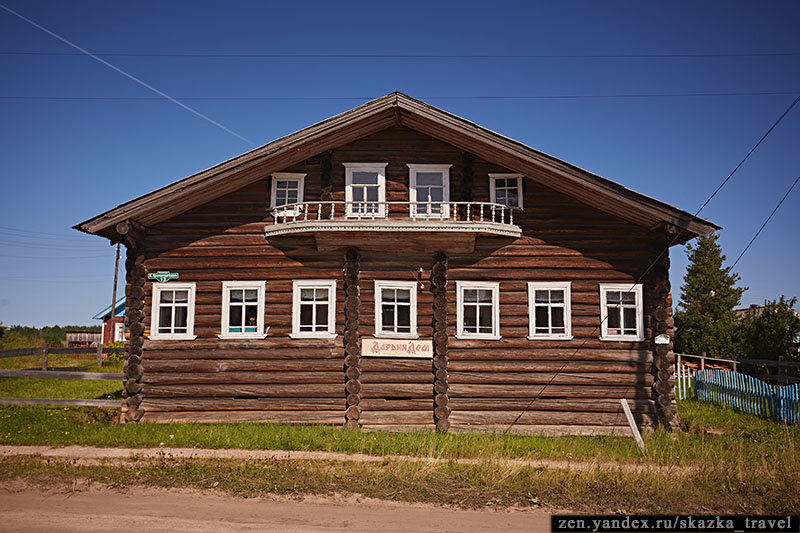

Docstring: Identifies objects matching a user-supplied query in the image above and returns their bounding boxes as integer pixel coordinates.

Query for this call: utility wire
[1,91,798,102]
[3,51,800,59]
[503,94,800,433]
[730,174,800,270]
[0,2,255,146]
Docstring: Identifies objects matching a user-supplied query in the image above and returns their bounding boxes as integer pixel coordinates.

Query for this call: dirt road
[0,485,551,532]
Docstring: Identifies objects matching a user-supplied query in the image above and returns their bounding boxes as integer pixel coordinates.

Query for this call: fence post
[96,342,103,368]
[41,342,48,371]
[701,352,706,371]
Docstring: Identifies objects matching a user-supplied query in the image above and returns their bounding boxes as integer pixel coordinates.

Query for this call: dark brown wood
[343,247,361,428]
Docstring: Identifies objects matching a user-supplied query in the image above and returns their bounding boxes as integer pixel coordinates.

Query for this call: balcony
[264,201,521,252]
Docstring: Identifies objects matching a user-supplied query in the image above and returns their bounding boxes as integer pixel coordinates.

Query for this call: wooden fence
[694,369,800,425]
[674,361,695,401]
[0,344,124,370]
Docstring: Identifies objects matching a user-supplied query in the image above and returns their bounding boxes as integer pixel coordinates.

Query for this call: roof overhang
[74,92,719,242]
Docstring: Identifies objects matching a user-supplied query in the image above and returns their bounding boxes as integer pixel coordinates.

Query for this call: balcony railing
[264,201,521,238]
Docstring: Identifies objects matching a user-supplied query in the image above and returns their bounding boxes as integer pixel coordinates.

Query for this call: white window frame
[113,322,125,342]
[599,283,644,342]
[373,280,418,339]
[344,163,387,218]
[489,173,524,209]
[291,279,338,339]
[270,172,306,217]
[408,164,451,219]
[149,282,197,341]
[527,281,572,340]
[219,281,267,340]
[456,281,501,340]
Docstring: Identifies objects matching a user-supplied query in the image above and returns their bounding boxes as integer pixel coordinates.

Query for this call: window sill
[372,333,420,340]
[527,335,573,341]
[218,333,268,340]
[599,335,644,342]
[455,334,501,341]
[148,335,197,341]
[290,332,338,339]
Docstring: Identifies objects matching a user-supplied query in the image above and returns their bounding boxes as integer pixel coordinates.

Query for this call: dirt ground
[0,484,551,532]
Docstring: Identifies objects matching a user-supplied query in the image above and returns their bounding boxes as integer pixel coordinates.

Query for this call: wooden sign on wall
[362,338,433,358]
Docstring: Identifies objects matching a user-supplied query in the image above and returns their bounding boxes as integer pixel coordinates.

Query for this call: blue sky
[0,0,798,327]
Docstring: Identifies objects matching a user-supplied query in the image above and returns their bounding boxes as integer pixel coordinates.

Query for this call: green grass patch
[0,378,122,400]
[1,452,797,513]
[0,400,798,469]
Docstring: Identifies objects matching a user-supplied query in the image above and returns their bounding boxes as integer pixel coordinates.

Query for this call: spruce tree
[674,232,746,357]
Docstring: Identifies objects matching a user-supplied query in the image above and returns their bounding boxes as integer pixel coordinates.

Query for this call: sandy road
[0,485,551,533]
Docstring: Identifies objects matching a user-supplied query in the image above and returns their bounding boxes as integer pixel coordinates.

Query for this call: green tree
[737,296,800,362]
[674,233,746,357]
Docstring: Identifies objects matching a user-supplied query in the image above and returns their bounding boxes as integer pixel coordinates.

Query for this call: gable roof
[74,92,719,240]
[93,297,125,320]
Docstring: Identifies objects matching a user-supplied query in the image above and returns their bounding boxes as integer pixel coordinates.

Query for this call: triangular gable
[74,92,719,240]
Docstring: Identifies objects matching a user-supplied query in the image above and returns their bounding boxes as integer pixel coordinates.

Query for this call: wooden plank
[0,370,123,380]
[0,347,41,359]
[144,410,345,424]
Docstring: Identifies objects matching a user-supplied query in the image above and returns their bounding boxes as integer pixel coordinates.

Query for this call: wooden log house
[75,93,719,433]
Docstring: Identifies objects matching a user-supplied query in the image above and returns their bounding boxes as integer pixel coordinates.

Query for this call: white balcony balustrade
[264,201,521,239]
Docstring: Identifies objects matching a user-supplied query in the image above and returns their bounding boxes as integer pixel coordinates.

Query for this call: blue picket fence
[693,369,800,425]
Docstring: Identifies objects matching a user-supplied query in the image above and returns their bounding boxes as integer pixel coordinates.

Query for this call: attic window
[489,174,523,209]
[271,173,305,216]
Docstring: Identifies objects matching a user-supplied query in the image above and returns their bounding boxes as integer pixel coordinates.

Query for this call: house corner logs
[343,247,361,428]
[645,239,678,430]
[431,251,450,431]
[117,221,147,423]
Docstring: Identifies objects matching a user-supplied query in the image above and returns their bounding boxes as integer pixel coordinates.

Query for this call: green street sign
[148,271,179,282]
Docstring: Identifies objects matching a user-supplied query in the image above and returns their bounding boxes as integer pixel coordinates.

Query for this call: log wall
[135,126,664,430]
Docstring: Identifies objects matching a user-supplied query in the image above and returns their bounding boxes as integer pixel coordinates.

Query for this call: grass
[0,351,124,400]
[0,400,798,512]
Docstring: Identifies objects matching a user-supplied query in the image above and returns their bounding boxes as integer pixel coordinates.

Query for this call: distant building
[734,303,800,321]
[65,330,101,347]
[93,297,125,345]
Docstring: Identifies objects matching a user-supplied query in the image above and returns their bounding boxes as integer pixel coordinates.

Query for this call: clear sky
[1,0,798,327]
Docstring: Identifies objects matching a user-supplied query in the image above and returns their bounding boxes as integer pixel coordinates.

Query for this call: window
[528,282,572,339]
[291,280,337,338]
[344,163,387,218]
[408,164,451,219]
[220,281,266,339]
[489,174,523,209]
[150,283,196,340]
[599,283,644,341]
[270,173,305,216]
[456,281,500,340]
[114,322,125,343]
[374,280,418,338]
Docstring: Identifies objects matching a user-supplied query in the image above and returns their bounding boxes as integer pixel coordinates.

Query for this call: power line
[730,173,800,270]
[504,94,800,433]
[3,51,800,59]
[0,91,798,102]
[0,2,255,146]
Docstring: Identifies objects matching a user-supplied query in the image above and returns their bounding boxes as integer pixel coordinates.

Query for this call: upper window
[599,283,644,341]
[150,283,196,340]
[271,173,305,216]
[528,282,572,339]
[220,281,266,339]
[408,164,451,219]
[344,163,387,218]
[456,281,500,340]
[291,280,337,338]
[374,280,418,339]
[489,174,523,209]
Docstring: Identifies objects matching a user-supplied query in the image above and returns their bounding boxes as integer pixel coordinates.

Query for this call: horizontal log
[449,410,655,426]
[144,410,345,424]
[448,383,652,399]
[358,410,434,425]
[143,383,345,398]
[360,372,434,384]
[144,338,340,350]
[447,371,652,386]
[142,371,344,385]
[360,359,433,372]
[141,397,344,412]
[447,360,650,373]
[359,398,433,411]
[0,370,123,380]
[143,359,344,373]
[0,347,41,358]
[358,383,433,399]
[447,398,655,413]
[0,398,122,407]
